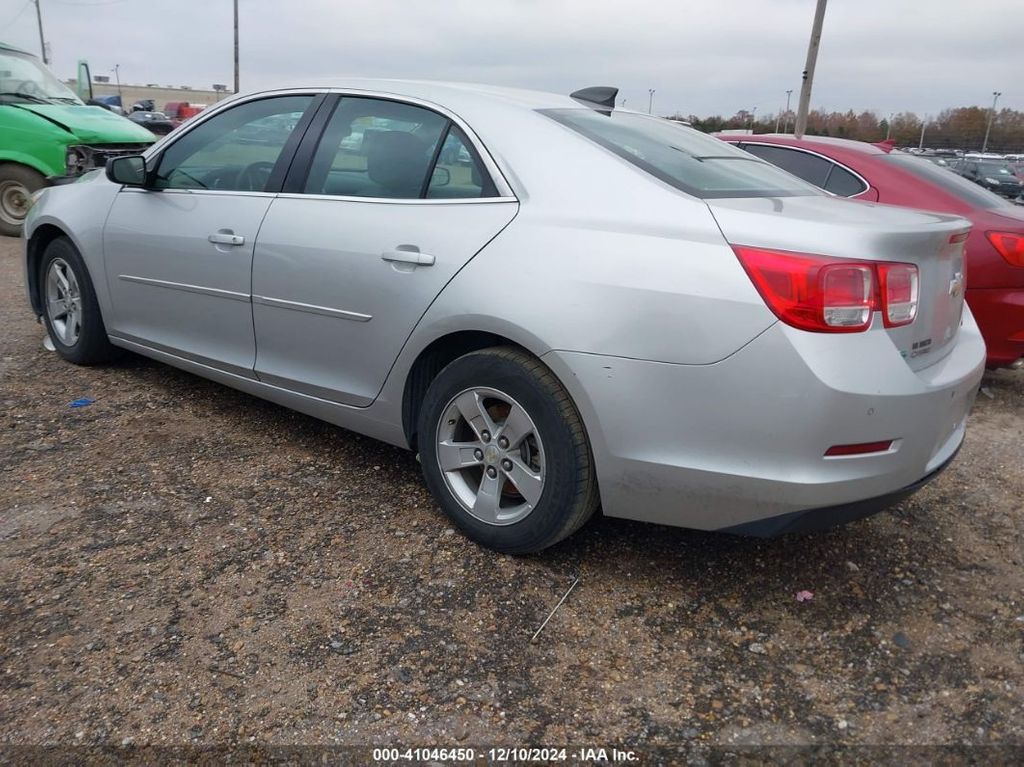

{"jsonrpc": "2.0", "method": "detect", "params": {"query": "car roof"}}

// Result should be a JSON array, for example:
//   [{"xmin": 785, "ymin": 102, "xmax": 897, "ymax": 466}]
[
  {"xmin": 717, "ymin": 133, "xmax": 890, "ymax": 156},
  {"xmin": 254, "ymin": 78, "xmax": 597, "ymax": 114},
  {"xmin": 0, "ymin": 41, "xmax": 34, "ymax": 56}
]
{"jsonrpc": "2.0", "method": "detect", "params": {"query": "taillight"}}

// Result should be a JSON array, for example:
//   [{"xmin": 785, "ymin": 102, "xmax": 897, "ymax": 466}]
[
  {"xmin": 877, "ymin": 263, "xmax": 919, "ymax": 327},
  {"xmin": 732, "ymin": 246, "xmax": 918, "ymax": 334},
  {"xmin": 986, "ymin": 231, "xmax": 1024, "ymax": 267}
]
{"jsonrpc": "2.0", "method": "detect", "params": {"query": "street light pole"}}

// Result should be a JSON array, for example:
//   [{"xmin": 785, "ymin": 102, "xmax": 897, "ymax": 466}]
[
  {"xmin": 33, "ymin": 0, "xmax": 48, "ymax": 64},
  {"xmin": 782, "ymin": 89, "xmax": 793, "ymax": 133},
  {"xmin": 112, "ymin": 64, "xmax": 122, "ymax": 102},
  {"xmin": 794, "ymin": 0, "xmax": 828, "ymax": 139},
  {"xmin": 750, "ymin": 106, "xmax": 757, "ymax": 131},
  {"xmin": 885, "ymin": 112, "xmax": 893, "ymax": 141},
  {"xmin": 233, "ymin": 0, "xmax": 240, "ymax": 93},
  {"xmin": 982, "ymin": 91, "xmax": 1001, "ymax": 153},
  {"xmin": 918, "ymin": 118, "xmax": 927, "ymax": 150},
  {"xmin": 648, "ymin": 89, "xmax": 655, "ymax": 115}
]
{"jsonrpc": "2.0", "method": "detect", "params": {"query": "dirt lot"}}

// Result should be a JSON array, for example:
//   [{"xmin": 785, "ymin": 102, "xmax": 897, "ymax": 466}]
[{"xmin": 1, "ymin": 234, "xmax": 1022, "ymax": 757}]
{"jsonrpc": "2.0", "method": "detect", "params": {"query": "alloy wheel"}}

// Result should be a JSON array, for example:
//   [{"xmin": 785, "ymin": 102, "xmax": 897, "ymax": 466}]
[
  {"xmin": 436, "ymin": 386, "xmax": 546, "ymax": 526},
  {"xmin": 45, "ymin": 258, "xmax": 83, "ymax": 347}
]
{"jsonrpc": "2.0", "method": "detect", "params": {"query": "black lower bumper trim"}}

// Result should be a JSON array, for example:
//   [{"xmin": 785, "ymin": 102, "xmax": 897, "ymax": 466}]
[{"xmin": 720, "ymin": 444, "xmax": 962, "ymax": 538}]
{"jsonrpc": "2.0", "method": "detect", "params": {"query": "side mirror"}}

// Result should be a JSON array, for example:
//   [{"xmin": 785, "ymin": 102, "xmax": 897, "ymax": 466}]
[
  {"xmin": 106, "ymin": 155, "xmax": 147, "ymax": 186},
  {"xmin": 430, "ymin": 166, "xmax": 451, "ymax": 187}
]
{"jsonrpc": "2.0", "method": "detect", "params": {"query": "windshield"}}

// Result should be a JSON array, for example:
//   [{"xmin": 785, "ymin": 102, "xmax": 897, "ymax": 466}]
[
  {"xmin": 977, "ymin": 163, "xmax": 1014, "ymax": 176},
  {"xmin": 884, "ymin": 153, "xmax": 1017, "ymax": 210},
  {"xmin": 0, "ymin": 49, "xmax": 82, "ymax": 104},
  {"xmin": 541, "ymin": 108, "xmax": 821, "ymax": 199}
]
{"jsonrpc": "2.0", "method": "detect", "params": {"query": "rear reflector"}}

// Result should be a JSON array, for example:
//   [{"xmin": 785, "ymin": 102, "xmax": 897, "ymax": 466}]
[
  {"xmin": 732, "ymin": 246, "xmax": 918, "ymax": 334},
  {"xmin": 824, "ymin": 440, "xmax": 894, "ymax": 457},
  {"xmin": 986, "ymin": 231, "xmax": 1024, "ymax": 267}
]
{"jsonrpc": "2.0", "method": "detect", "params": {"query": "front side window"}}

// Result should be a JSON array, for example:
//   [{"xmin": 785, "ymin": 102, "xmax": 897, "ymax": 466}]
[
  {"xmin": 541, "ymin": 109, "xmax": 820, "ymax": 199},
  {"xmin": 154, "ymin": 95, "xmax": 313, "ymax": 192}
]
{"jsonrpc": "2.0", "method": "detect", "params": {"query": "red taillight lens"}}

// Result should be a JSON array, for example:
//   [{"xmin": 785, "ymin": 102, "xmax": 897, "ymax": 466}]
[
  {"xmin": 986, "ymin": 231, "xmax": 1024, "ymax": 267},
  {"xmin": 877, "ymin": 263, "xmax": 919, "ymax": 327},
  {"xmin": 733, "ymin": 246, "xmax": 917, "ymax": 334}
]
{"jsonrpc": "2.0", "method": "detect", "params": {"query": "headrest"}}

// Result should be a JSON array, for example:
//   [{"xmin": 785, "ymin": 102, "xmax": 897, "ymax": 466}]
[{"xmin": 366, "ymin": 131, "xmax": 429, "ymax": 196}]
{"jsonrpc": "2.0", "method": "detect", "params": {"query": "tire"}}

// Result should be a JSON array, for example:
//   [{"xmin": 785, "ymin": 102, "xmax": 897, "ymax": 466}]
[
  {"xmin": 418, "ymin": 346, "xmax": 599, "ymax": 554},
  {"xmin": 0, "ymin": 163, "xmax": 45, "ymax": 237},
  {"xmin": 38, "ymin": 236, "xmax": 121, "ymax": 365}
]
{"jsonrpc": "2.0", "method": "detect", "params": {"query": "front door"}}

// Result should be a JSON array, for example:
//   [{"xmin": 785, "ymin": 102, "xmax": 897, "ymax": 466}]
[
  {"xmin": 251, "ymin": 96, "xmax": 518, "ymax": 406},
  {"xmin": 103, "ymin": 94, "xmax": 316, "ymax": 376}
]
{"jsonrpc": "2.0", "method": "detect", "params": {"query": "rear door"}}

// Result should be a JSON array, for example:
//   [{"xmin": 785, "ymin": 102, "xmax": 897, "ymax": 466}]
[{"xmin": 251, "ymin": 94, "xmax": 518, "ymax": 406}]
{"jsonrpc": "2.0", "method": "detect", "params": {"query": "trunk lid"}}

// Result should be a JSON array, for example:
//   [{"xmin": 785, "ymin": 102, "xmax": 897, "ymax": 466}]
[{"xmin": 706, "ymin": 195, "xmax": 971, "ymax": 371}]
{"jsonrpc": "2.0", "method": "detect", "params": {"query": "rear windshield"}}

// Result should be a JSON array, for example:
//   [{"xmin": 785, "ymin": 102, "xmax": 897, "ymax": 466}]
[
  {"xmin": 883, "ymin": 154, "xmax": 1018, "ymax": 210},
  {"xmin": 541, "ymin": 109, "xmax": 821, "ymax": 199}
]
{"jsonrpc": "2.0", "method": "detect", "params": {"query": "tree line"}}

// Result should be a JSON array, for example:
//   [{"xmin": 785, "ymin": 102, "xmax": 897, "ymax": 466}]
[{"xmin": 675, "ymin": 106, "xmax": 1024, "ymax": 152}]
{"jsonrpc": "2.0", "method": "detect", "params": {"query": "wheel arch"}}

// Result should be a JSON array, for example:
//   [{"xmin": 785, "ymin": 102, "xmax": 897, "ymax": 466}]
[
  {"xmin": 25, "ymin": 223, "xmax": 71, "ymax": 316},
  {"xmin": 402, "ymin": 330, "xmax": 529, "ymax": 451}
]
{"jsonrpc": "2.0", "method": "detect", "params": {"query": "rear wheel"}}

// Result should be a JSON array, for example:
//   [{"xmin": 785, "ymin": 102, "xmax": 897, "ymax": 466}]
[
  {"xmin": 0, "ymin": 164, "xmax": 45, "ymax": 237},
  {"xmin": 418, "ymin": 346, "xmax": 599, "ymax": 553},
  {"xmin": 39, "ymin": 237, "xmax": 121, "ymax": 365}
]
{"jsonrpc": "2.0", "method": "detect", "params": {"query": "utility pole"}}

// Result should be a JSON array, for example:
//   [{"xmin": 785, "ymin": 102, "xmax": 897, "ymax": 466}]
[
  {"xmin": 982, "ymin": 91, "xmax": 1001, "ymax": 153},
  {"xmin": 794, "ymin": 0, "xmax": 828, "ymax": 139},
  {"xmin": 112, "ymin": 64, "xmax": 122, "ymax": 102},
  {"xmin": 885, "ymin": 112, "xmax": 894, "ymax": 141},
  {"xmin": 233, "ymin": 0, "xmax": 240, "ymax": 93},
  {"xmin": 918, "ymin": 118, "xmax": 927, "ymax": 150},
  {"xmin": 648, "ymin": 89, "xmax": 655, "ymax": 115},
  {"xmin": 33, "ymin": 0, "xmax": 48, "ymax": 64},
  {"xmin": 749, "ymin": 106, "xmax": 757, "ymax": 131},
  {"xmin": 782, "ymin": 89, "xmax": 793, "ymax": 133}
]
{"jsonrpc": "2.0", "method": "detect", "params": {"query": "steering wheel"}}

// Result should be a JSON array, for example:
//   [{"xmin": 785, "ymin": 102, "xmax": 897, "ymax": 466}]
[
  {"xmin": 237, "ymin": 161, "xmax": 276, "ymax": 192},
  {"xmin": 16, "ymin": 80, "xmax": 44, "ymax": 97}
]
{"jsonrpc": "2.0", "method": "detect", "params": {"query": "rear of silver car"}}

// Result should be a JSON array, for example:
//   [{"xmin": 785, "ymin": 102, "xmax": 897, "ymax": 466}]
[{"xmin": 543, "ymin": 192, "xmax": 984, "ymax": 534}]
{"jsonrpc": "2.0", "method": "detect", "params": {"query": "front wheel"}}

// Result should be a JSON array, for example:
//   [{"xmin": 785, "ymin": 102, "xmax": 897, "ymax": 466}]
[
  {"xmin": 39, "ymin": 236, "xmax": 121, "ymax": 365},
  {"xmin": 0, "ymin": 163, "xmax": 45, "ymax": 237},
  {"xmin": 418, "ymin": 347, "xmax": 599, "ymax": 554}
]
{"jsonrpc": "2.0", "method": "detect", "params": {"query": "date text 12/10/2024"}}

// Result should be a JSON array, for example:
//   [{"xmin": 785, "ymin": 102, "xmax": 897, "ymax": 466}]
[{"xmin": 371, "ymin": 746, "xmax": 640, "ymax": 762}]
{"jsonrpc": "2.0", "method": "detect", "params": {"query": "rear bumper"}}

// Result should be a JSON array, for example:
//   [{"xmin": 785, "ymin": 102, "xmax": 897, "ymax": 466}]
[
  {"xmin": 542, "ymin": 308, "xmax": 986, "ymax": 532},
  {"xmin": 967, "ymin": 287, "xmax": 1024, "ymax": 368},
  {"xmin": 721, "ymin": 443, "xmax": 960, "ymax": 536}
]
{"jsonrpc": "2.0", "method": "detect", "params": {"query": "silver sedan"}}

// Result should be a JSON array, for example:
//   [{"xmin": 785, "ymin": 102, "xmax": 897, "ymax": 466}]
[{"xmin": 23, "ymin": 81, "xmax": 986, "ymax": 552}]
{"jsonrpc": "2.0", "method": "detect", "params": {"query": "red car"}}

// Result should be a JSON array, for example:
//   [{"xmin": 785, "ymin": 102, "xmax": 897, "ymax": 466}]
[{"xmin": 716, "ymin": 134, "xmax": 1024, "ymax": 368}]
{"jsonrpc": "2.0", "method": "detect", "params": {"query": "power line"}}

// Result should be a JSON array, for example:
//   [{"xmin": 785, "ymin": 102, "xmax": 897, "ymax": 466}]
[{"xmin": 0, "ymin": 0, "xmax": 33, "ymax": 29}]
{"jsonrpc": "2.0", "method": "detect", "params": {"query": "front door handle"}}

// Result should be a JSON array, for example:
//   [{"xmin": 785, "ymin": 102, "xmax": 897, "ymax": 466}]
[
  {"xmin": 208, "ymin": 231, "xmax": 245, "ymax": 246},
  {"xmin": 382, "ymin": 249, "xmax": 435, "ymax": 266}
]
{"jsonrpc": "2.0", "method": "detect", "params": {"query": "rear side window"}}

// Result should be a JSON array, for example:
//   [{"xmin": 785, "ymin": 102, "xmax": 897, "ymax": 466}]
[
  {"xmin": 541, "ymin": 109, "xmax": 820, "ymax": 199},
  {"xmin": 823, "ymin": 165, "xmax": 867, "ymax": 196},
  {"xmin": 741, "ymin": 144, "xmax": 831, "ymax": 186},
  {"xmin": 303, "ymin": 97, "xmax": 494, "ymax": 200}
]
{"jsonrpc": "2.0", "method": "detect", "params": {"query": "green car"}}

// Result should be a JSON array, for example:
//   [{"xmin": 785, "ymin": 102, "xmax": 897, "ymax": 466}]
[{"xmin": 0, "ymin": 41, "xmax": 155, "ymax": 236}]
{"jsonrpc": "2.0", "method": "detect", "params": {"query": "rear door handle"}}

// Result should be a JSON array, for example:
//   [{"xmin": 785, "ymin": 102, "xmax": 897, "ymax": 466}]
[
  {"xmin": 382, "ymin": 250, "xmax": 435, "ymax": 266},
  {"xmin": 208, "ymin": 231, "xmax": 245, "ymax": 246}
]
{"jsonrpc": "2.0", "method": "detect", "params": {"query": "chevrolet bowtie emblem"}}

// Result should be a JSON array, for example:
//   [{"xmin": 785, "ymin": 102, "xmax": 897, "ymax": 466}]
[{"xmin": 948, "ymin": 272, "xmax": 964, "ymax": 298}]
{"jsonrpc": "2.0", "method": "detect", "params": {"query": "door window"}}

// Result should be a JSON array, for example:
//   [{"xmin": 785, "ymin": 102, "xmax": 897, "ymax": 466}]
[
  {"xmin": 303, "ymin": 97, "xmax": 493, "ymax": 199},
  {"xmin": 823, "ymin": 164, "xmax": 867, "ymax": 196},
  {"xmin": 426, "ymin": 126, "xmax": 495, "ymax": 198},
  {"xmin": 741, "ymin": 144, "xmax": 832, "ymax": 187},
  {"xmin": 153, "ymin": 95, "xmax": 313, "ymax": 192}
]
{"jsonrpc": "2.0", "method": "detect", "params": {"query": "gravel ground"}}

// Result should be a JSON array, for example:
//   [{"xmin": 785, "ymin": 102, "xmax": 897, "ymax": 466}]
[{"xmin": 1, "ymin": 234, "xmax": 1022, "ymax": 756}]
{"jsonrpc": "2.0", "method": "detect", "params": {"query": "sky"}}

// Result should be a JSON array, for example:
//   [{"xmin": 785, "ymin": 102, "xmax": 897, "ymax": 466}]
[{"xmin": 2, "ymin": 0, "xmax": 1020, "ymax": 118}]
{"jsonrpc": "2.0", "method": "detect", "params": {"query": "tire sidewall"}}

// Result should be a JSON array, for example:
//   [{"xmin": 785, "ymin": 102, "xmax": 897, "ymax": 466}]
[
  {"xmin": 0, "ymin": 165, "xmax": 44, "ymax": 237},
  {"xmin": 39, "ymin": 238, "xmax": 106, "ymax": 365},
  {"xmin": 418, "ymin": 352, "xmax": 584, "ymax": 552}
]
